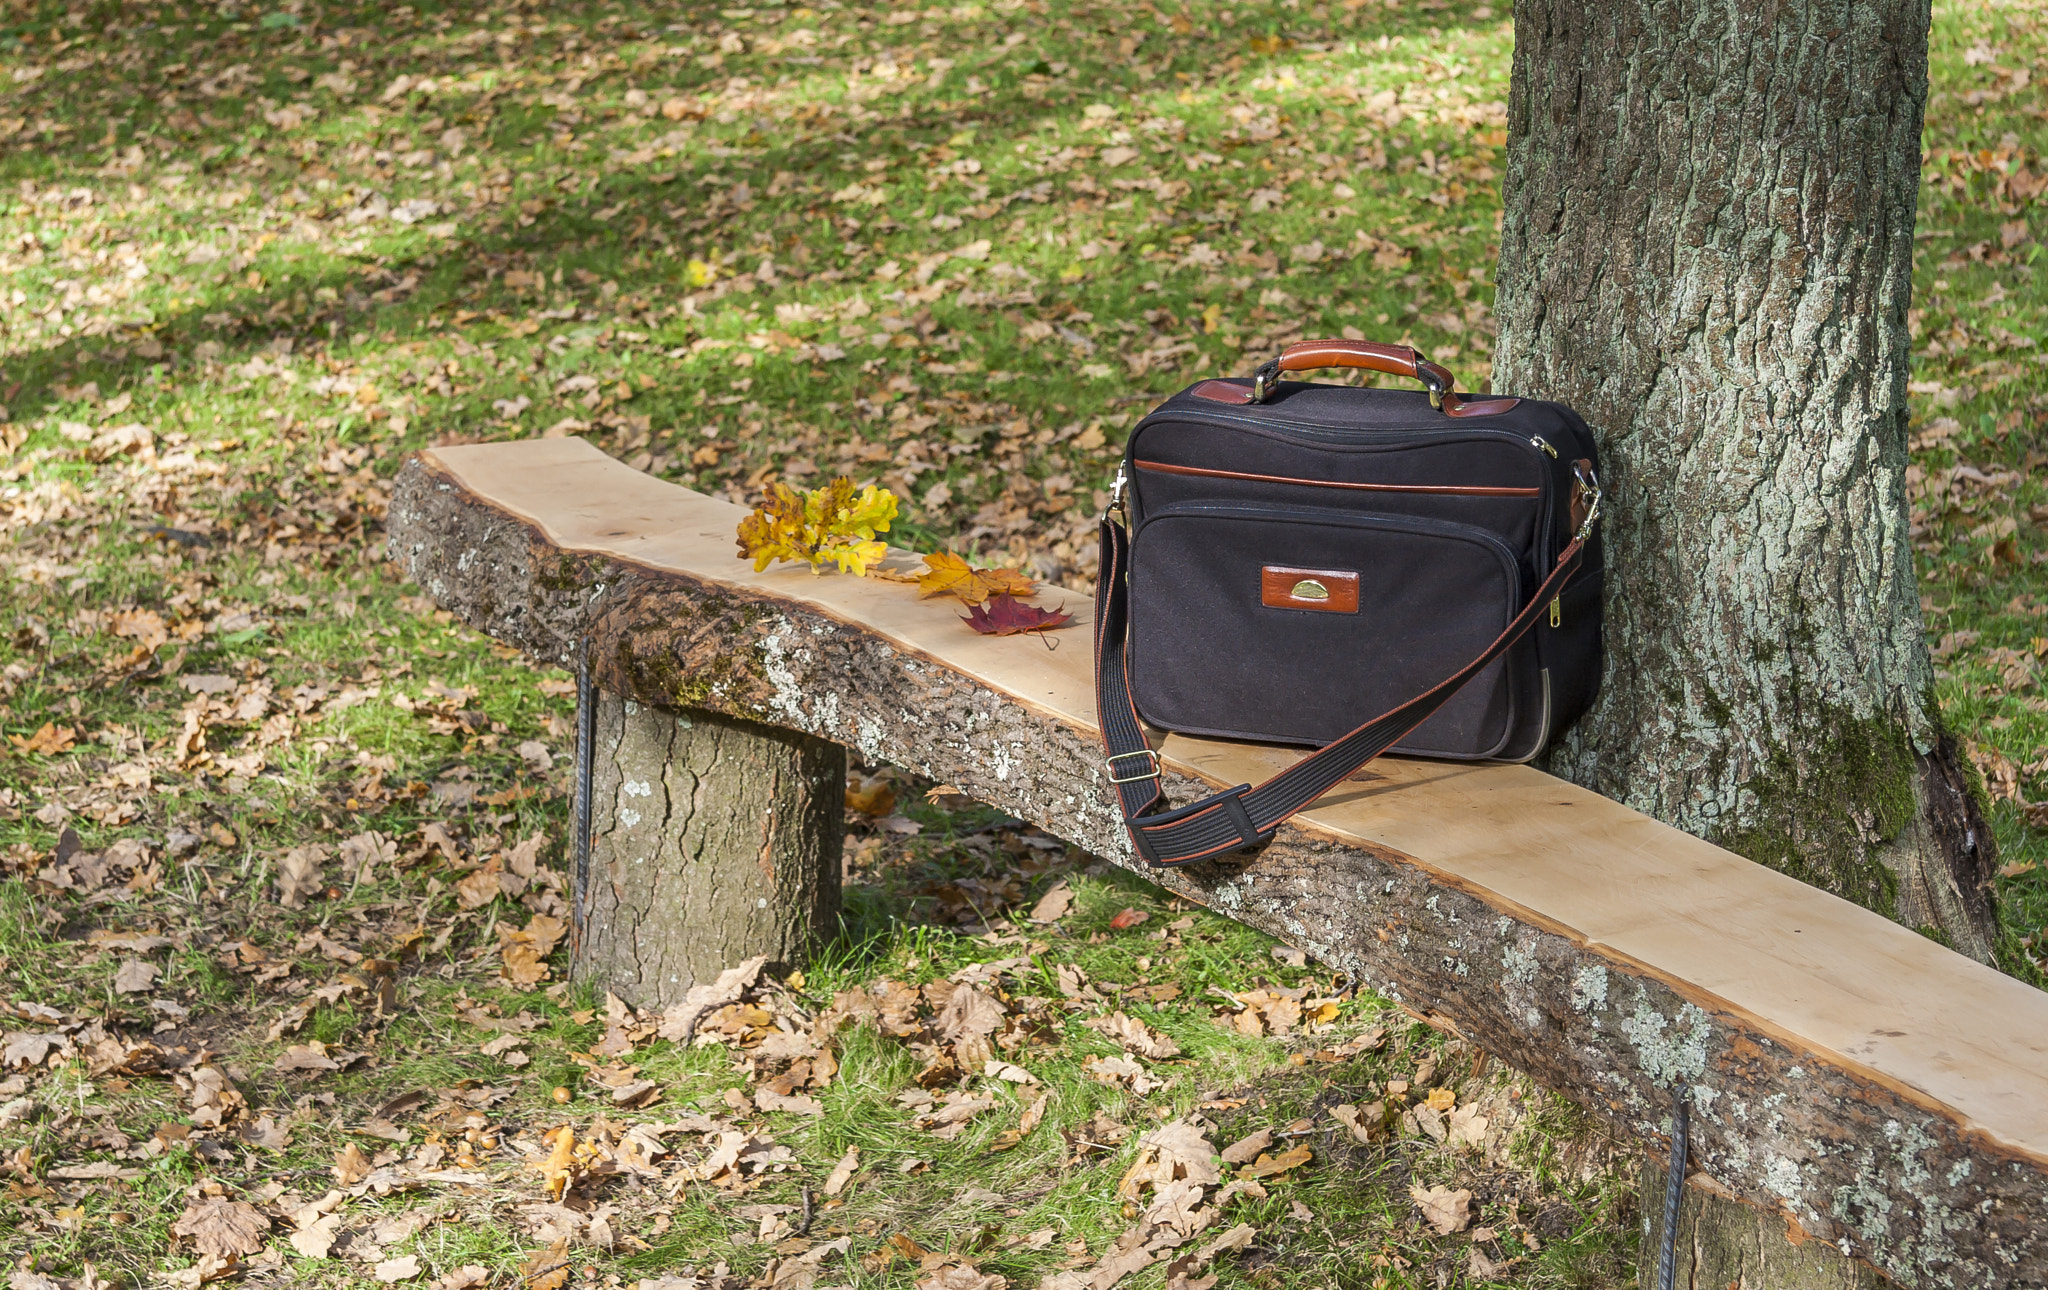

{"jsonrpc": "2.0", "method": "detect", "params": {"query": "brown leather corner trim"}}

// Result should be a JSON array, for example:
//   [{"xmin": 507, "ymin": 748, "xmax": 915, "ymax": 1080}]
[
  {"xmin": 1444, "ymin": 392, "xmax": 1523, "ymax": 417},
  {"xmin": 1190, "ymin": 379, "xmax": 1254, "ymax": 405},
  {"xmin": 1262, "ymin": 566, "xmax": 1360, "ymax": 613},
  {"xmin": 1134, "ymin": 459, "xmax": 1541, "ymax": 497}
]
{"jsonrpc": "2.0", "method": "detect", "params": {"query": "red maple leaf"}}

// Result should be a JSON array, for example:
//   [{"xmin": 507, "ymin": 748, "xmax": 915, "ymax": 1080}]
[{"xmin": 961, "ymin": 595, "xmax": 1074, "ymax": 637}]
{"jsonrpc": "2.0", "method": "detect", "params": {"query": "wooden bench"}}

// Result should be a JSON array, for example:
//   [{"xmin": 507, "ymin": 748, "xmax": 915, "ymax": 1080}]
[{"xmin": 388, "ymin": 437, "xmax": 2048, "ymax": 1290}]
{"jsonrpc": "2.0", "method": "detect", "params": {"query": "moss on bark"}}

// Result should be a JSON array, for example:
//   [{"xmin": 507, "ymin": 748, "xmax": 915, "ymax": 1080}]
[{"xmin": 1711, "ymin": 703, "xmax": 1916, "ymax": 921}]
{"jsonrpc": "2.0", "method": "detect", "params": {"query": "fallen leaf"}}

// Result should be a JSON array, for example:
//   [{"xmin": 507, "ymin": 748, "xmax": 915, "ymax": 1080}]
[
  {"xmin": 333, "ymin": 1141, "xmax": 372, "ymax": 1186},
  {"xmin": 1468, "ymin": 1245, "xmax": 1514, "ymax": 1281},
  {"xmin": 1425, "ymin": 1087, "xmax": 1456, "ymax": 1112},
  {"xmin": 536, "ymin": 1125, "xmax": 576, "ymax": 1199},
  {"xmin": 961, "ymin": 594, "xmax": 1073, "ymax": 637},
  {"xmin": 1219, "ymin": 1128, "xmax": 1273, "ymax": 1165},
  {"xmin": 172, "ymin": 1196, "xmax": 271, "ymax": 1257},
  {"xmin": 935, "ymin": 983, "xmax": 1006, "ymax": 1043},
  {"xmin": 1109, "ymin": 907, "xmax": 1151, "ymax": 930},
  {"xmin": 1447, "ymin": 1103, "xmax": 1490, "ymax": 1150},
  {"xmin": 9, "ymin": 722, "xmax": 77, "ymax": 755},
  {"xmin": 113, "ymin": 958, "xmax": 159, "ymax": 994},
  {"xmin": 916, "ymin": 551, "xmax": 1036, "ymax": 605},
  {"xmin": 655, "ymin": 955, "xmax": 769, "ymax": 1043},
  {"xmin": 1330, "ymin": 1102, "xmax": 1383, "ymax": 1143},
  {"xmin": 1239, "ymin": 1143, "xmax": 1312, "ymax": 1179},
  {"xmin": 291, "ymin": 1210, "xmax": 344, "ymax": 1259},
  {"xmin": 240, "ymin": 1115, "xmax": 293, "ymax": 1150},
  {"xmin": 1410, "ymin": 1183, "xmax": 1474, "ymax": 1235},
  {"xmin": 275, "ymin": 845, "xmax": 327, "ymax": 908},
  {"xmin": 277, "ymin": 1041, "xmax": 344, "ymax": 1073},
  {"xmin": 823, "ymin": 1145, "xmax": 860, "ymax": 1196},
  {"xmin": 431, "ymin": 1266, "xmax": 490, "ymax": 1290},
  {"xmin": 1087, "ymin": 1011, "xmax": 1181, "ymax": 1060},
  {"xmin": 500, "ymin": 914, "xmax": 568, "ymax": 987},
  {"xmin": 1028, "ymin": 879, "xmax": 1073, "ymax": 923},
  {"xmin": 375, "ymin": 1254, "xmax": 423, "ymax": 1282}
]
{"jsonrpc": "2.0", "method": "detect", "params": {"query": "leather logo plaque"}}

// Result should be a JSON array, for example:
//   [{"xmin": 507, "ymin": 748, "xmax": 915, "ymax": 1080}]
[{"xmin": 1261, "ymin": 566, "xmax": 1360, "ymax": 613}]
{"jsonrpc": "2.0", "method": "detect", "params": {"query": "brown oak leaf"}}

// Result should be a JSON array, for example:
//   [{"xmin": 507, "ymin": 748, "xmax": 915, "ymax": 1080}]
[{"xmin": 172, "ymin": 1196, "xmax": 271, "ymax": 1257}]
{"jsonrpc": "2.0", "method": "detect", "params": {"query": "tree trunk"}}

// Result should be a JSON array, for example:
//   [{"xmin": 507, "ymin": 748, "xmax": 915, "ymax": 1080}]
[
  {"xmin": 573, "ymin": 692, "xmax": 843, "ymax": 1009},
  {"xmin": 1494, "ymin": 0, "xmax": 1998, "ymax": 960},
  {"xmin": 1639, "ymin": 1161, "xmax": 1885, "ymax": 1290},
  {"xmin": 1498, "ymin": 4, "xmax": 1999, "ymax": 1284}
]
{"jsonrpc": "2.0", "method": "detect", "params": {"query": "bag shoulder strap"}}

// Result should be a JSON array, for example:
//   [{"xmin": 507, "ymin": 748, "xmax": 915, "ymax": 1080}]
[{"xmin": 1092, "ymin": 507, "xmax": 1594, "ymax": 868}]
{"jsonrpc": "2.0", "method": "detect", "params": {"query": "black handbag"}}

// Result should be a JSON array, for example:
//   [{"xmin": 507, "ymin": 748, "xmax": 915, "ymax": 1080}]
[{"xmin": 1094, "ymin": 339, "xmax": 1605, "ymax": 867}]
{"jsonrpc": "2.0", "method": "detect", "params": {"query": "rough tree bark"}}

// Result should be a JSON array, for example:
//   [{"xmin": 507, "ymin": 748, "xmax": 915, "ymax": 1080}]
[
  {"xmin": 574, "ymin": 692, "xmax": 843, "ymax": 1010},
  {"xmin": 1496, "ymin": 2, "xmax": 1999, "ymax": 1283},
  {"xmin": 1496, "ymin": 1, "xmax": 1995, "ymax": 961}
]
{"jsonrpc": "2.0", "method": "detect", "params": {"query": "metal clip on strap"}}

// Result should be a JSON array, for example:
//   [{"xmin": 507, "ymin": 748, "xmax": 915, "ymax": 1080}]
[{"xmin": 1104, "ymin": 749, "xmax": 1161, "ymax": 784}]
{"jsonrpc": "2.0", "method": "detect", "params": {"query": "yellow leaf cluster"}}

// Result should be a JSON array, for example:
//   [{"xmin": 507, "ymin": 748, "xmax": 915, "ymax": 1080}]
[{"xmin": 736, "ymin": 477, "xmax": 899, "ymax": 576}]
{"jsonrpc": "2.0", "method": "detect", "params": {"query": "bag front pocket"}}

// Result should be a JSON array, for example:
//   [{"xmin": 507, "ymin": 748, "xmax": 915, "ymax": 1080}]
[{"xmin": 1128, "ymin": 503, "xmax": 1526, "ymax": 757}]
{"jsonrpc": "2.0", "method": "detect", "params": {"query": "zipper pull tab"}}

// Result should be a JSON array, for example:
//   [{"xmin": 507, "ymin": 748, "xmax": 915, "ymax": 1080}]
[
  {"xmin": 1549, "ymin": 596, "xmax": 1561, "ymax": 628},
  {"xmin": 1531, "ymin": 435, "xmax": 1558, "ymax": 459}
]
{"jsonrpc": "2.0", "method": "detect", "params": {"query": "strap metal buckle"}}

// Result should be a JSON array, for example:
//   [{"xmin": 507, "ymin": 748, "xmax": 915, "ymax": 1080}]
[
  {"xmin": 1104, "ymin": 748, "xmax": 1161, "ymax": 785},
  {"xmin": 1572, "ymin": 461, "xmax": 1604, "ymax": 544},
  {"xmin": 1103, "ymin": 462, "xmax": 1129, "ymax": 524},
  {"xmin": 1249, "ymin": 359, "xmax": 1281, "ymax": 404}
]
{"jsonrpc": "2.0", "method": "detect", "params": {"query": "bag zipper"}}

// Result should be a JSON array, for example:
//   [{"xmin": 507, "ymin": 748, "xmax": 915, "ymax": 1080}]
[{"xmin": 1132, "ymin": 459, "xmax": 1542, "ymax": 498}]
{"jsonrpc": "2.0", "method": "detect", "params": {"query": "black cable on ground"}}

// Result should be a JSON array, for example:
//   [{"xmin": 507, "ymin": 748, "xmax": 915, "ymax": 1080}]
[
  {"xmin": 1658, "ymin": 1083, "xmax": 1690, "ymax": 1290},
  {"xmin": 572, "ymin": 647, "xmax": 595, "ymax": 953}
]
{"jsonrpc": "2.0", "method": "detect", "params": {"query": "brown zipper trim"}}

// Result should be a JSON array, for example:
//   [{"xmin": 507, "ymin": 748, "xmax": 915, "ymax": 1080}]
[{"xmin": 1133, "ymin": 459, "xmax": 1541, "ymax": 497}]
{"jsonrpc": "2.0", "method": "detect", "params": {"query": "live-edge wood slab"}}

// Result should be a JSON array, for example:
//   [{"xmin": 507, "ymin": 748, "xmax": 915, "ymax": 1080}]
[{"xmin": 389, "ymin": 437, "xmax": 2048, "ymax": 1289}]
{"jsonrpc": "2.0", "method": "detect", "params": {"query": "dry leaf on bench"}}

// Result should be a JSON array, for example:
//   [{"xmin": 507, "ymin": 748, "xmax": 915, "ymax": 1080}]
[
  {"xmin": 961, "ymin": 594, "xmax": 1073, "ymax": 637},
  {"xmin": 916, "ymin": 551, "xmax": 1037, "ymax": 605},
  {"xmin": 1411, "ymin": 1183, "xmax": 1474, "ymax": 1235},
  {"xmin": 172, "ymin": 1196, "xmax": 271, "ymax": 1258}
]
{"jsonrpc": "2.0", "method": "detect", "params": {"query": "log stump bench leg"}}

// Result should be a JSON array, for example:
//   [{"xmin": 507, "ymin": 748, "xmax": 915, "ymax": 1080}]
[
  {"xmin": 571, "ymin": 687, "xmax": 843, "ymax": 1010},
  {"xmin": 1640, "ymin": 1160, "xmax": 1885, "ymax": 1289}
]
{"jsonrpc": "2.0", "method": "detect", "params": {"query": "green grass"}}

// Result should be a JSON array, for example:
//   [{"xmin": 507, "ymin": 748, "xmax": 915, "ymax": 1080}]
[{"xmin": 0, "ymin": 0, "xmax": 2042, "ymax": 1285}]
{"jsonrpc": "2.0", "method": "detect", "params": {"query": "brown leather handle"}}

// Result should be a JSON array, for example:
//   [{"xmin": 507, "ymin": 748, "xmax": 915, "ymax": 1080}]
[
  {"xmin": 1275, "ymin": 339, "xmax": 1455, "ymax": 399},
  {"xmin": 1254, "ymin": 337, "xmax": 1519, "ymax": 418}
]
